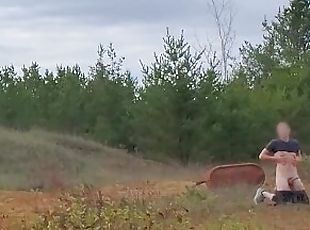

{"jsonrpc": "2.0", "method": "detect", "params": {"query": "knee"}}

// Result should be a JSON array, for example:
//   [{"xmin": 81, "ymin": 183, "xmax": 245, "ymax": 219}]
[{"xmin": 293, "ymin": 191, "xmax": 309, "ymax": 204}]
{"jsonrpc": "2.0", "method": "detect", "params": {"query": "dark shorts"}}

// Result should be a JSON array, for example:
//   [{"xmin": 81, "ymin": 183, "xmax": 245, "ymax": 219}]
[{"xmin": 274, "ymin": 191, "xmax": 309, "ymax": 204}]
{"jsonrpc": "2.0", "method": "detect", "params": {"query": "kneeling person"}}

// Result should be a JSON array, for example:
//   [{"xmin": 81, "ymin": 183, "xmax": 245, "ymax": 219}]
[{"xmin": 254, "ymin": 122, "xmax": 309, "ymax": 205}]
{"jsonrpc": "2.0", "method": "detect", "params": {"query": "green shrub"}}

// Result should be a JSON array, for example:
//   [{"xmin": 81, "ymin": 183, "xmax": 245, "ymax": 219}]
[
  {"xmin": 31, "ymin": 186, "xmax": 194, "ymax": 230},
  {"xmin": 179, "ymin": 186, "xmax": 217, "ymax": 215},
  {"xmin": 31, "ymin": 185, "xmax": 267, "ymax": 230}
]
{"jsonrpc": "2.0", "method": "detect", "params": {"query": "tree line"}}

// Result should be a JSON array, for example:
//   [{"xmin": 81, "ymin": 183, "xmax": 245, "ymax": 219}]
[{"xmin": 0, "ymin": 0, "xmax": 309, "ymax": 164}]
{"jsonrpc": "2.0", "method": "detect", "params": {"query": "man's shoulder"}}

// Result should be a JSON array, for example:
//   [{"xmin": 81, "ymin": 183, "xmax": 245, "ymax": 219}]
[
  {"xmin": 271, "ymin": 138, "xmax": 299, "ymax": 144},
  {"xmin": 290, "ymin": 139, "xmax": 299, "ymax": 145},
  {"xmin": 269, "ymin": 138, "xmax": 279, "ymax": 144},
  {"xmin": 265, "ymin": 139, "xmax": 279, "ymax": 148}
]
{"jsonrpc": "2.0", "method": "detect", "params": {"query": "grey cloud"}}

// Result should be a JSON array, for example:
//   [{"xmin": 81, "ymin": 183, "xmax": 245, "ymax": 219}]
[
  {"xmin": 0, "ymin": 0, "xmax": 290, "ymax": 77},
  {"xmin": 3, "ymin": 0, "xmax": 209, "ymax": 26}
]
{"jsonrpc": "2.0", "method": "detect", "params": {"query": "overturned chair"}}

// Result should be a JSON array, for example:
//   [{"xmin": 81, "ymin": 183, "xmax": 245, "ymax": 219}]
[{"xmin": 196, "ymin": 163, "xmax": 265, "ymax": 189}]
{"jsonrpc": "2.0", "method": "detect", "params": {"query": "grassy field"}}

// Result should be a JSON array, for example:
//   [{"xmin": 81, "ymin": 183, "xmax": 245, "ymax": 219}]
[
  {"xmin": 0, "ymin": 127, "xmax": 310, "ymax": 229},
  {"xmin": 0, "ymin": 127, "xmax": 194, "ymax": 190},
  {"xmin": 1, "ymin": 180, "xmax": 310, "ymax": 229}
]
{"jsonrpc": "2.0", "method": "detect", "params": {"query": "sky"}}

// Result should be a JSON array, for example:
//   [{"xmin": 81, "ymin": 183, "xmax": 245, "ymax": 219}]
[{"xmin": 0, "ymin": 0, "xmax": 289, "ymax": 77}]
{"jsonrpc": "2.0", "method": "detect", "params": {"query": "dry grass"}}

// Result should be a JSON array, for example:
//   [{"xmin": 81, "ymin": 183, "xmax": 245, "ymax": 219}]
[
  {"xmin": 1, "ymin": 127, "xmax": 310, "ymax": 229},
  {"xmin": 0, "ymin": 127, "xmax": 194, "ymax": 190},
  {"xmin": 1, "ymin": 181, "xmax": 310, "ymax": 229}
]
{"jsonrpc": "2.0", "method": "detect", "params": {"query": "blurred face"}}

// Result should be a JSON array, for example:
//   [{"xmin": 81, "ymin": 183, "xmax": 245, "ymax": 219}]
[{"xmin": 276, "ymin": 122, "xmax": 290, "ymax": 140}]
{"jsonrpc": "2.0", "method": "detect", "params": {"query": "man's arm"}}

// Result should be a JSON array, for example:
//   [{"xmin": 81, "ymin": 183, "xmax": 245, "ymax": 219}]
[
  {"xmin": 259, "ymin": 148, "xmax": 280, "ymax": 162},
  {"xmin": 295, "ymin": 150, "xmax": 302, "ymax": 162},
  {"xmin": 259, "ymin": 140, "xmax": 281, "ymax": 162},
  {"xmin": 293, "ymin": 140, "xmax": 303, "ymax": 162},
  {"xmin": 286, "ymin": 141, "xmax": 302, "ymax": 165},
  {"xmin": 284, "ymin": 150, "xmax": 302, "ymax": 166}
]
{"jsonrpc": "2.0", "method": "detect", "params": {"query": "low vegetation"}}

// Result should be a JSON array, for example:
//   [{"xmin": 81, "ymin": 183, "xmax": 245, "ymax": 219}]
[
  {"xmin": 31, "ymin": 186, "xmax": 261, "ymax": 230},
  {"xmin": 3, "ymin": 178, "xmax": 310, "ymax": 229},
  {"xmin": 0, "ymin": 127, "xmax": 310, "ymax": 229},
  {"xmin": 0, "ymin": 127, "xmax": 192, "ymax": 190}
]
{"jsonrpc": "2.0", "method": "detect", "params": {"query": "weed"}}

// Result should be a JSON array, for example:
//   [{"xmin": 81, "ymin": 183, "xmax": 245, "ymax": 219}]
[{"xmin": 31, "ymin": 186, "xmax": 194, "ymax": 230}]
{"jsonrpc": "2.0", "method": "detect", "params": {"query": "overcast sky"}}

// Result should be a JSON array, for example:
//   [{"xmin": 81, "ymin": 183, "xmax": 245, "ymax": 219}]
[{"xmin": 0, "ymin": 0, "xmax": 288, "ymax": 77}]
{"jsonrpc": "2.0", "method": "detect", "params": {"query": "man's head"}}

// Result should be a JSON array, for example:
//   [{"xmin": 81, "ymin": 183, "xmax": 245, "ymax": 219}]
[{"xmin": 276, "ymin": 122, "xmax": 291, "ymax": 140}]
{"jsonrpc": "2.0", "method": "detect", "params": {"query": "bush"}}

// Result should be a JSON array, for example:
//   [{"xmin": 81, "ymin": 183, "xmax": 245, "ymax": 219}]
[
  {"xmin": 31, "ymin": 185, "xmax": 266, "ymax": 230},
  {"xmin": 31, "ymin": 185, "xmax": 193, "ymax": 230}
]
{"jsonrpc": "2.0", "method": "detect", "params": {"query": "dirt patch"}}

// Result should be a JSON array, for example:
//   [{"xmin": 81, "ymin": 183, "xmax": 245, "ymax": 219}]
[
  {"xmin": 1, "ymin": 180, "xmax": 310, "ymax": 229},
  {"xmin": 0, "ymin": 180, "xmax": 194, "ymax": 229}
]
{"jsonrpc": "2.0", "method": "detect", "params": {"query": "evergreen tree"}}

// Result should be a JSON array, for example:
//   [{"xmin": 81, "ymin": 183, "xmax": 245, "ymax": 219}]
[{"xmin": 134, "ymin": 31, "xmax": 207, "ymax": 164}]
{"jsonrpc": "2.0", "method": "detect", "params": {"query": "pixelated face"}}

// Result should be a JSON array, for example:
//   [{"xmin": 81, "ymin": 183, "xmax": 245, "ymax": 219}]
[{"xmin": 276, "ymin": 122, "xmax": 290, "ymax": 139}]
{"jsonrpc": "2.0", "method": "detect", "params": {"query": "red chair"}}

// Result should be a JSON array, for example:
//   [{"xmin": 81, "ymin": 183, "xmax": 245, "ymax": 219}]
[{"xmin": 196, "ymin": 163, "xmax": 265, "ymax": 189}]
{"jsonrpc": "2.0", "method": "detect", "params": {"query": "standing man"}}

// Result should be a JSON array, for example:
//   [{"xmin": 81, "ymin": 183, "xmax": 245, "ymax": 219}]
[{"xmin": 253, "ymin": 122, "xmax": 309, "ymax": 205}]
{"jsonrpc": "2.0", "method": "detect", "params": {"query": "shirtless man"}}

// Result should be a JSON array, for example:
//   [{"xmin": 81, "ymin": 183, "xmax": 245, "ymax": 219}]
[{"xmin": 253, "ymin": 122, "xmax": 309, "ymax": 205}]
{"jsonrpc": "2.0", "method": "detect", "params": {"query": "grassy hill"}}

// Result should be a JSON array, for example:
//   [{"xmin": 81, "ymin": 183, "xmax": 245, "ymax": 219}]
[
  {"xmin": 0, "ymin": 127, "xmax": 192, "ymax": 190},
  {"xmin": 2, "ymin": 128, "xmax": 310, "ymax": 229}
]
